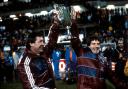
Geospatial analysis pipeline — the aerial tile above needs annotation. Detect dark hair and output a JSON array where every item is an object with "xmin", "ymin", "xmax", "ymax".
[
  {"xmin": 26, "ymin": 31, "xmax": 44, "ymax": 50},
  {"xmin": 86, "ymin": 36, "xmax": 100, "ymax": 46}
]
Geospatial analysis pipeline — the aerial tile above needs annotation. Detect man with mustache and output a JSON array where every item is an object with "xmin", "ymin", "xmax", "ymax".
[{"xmin": 17, "ymin": 14, "xmax": 59, "ymax": 89}]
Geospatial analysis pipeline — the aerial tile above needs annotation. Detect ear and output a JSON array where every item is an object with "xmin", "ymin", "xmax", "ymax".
[{"xmin": 30, "ymin": 43, "xmax": 34, "ymax": 47}]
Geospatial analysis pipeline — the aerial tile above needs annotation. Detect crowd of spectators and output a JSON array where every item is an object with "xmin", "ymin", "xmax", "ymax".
[
  {"xmin": 0, "ymin": 8, "xmax": 128, "ymax": 50},
  {"xmin": 0, "ymin": 7, "xmax": 128, "ymax": 83}
]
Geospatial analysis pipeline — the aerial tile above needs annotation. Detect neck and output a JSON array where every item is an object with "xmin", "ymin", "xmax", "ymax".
[{"xmin": 28, "ymin": 49, "xmax": 40, "ymax": 56}]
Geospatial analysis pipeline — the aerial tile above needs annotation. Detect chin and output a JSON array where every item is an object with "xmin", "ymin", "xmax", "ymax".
[
  {"xmin": 92, "ymin": 50, "xmax": 99, "ymax": 54},
  {"xmin": 39, "ymin": 49, "xmax": 43, "ymax": 53}
]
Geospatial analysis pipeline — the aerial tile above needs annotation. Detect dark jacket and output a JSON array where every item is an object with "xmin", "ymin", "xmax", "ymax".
[
  {"xmin": 70, "ymin": 19, "xmax": 128, "ymax": 89},
  {"xmin": 17, "ymin": 22, "xmax": 60, "ymax": 89}
]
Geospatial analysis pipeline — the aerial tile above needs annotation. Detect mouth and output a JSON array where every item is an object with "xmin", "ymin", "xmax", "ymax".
[
  {"xmin": 39, "ymin": 46, "xmax": 44, "ymax": 51},
  {"xmin": 40, "ymin": 45, "xmax": 44, "ymax": 48},
  {"xmin": 91, "ymin": 48, "xmax": 100, "ymax": 53}
]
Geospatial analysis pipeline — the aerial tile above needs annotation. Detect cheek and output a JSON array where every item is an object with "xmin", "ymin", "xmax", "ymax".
[
  {"xmin": 34, "ymin": 44, "xmax": 40, "ymax": 49},
  {"xmin": 90, "ymin": 45, "xmax": 94, "ymax": 48},
  {"xmin": 35, "ymin": 43, "xmax": 41, "ymax": 46},
  {"xmin": 91, "ymin": 45, "xmax": 96, "ymax": 49}
]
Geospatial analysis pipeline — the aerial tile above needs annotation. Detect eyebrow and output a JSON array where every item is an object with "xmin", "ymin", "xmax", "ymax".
[{"xmin": 91, "ymin": 42, "xmax": 100, "ymax": 44}]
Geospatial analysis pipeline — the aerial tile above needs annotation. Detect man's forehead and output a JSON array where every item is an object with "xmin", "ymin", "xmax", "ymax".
[
  {"xmin": 36, "ymin": 36, "xmax": 44, "ymax": 41},
  {"xmin": 91, "ymin": 40, "xmax": 100, "ymax": 43},
  {"xmin": 118, "ymin": 40, "xmax": 123, "ymax": 44}
]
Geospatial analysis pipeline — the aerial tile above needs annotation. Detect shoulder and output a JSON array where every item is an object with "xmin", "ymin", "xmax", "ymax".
[{"xmin": 83, "ymin": 47, "xmax": 92, "ymax": 53}]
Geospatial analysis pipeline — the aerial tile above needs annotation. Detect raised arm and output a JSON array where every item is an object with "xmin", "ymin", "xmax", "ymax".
[
  {"xmin": 70, "ymin": 19, "xmax": 82, "ymax": 56},
  {"xmin": 44, "ymin": 14, "xmax": 60, "ymax": 57}
]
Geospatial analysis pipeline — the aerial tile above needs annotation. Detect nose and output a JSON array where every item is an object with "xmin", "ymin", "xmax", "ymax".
[
  {"xmin": 96, "ymin": 44, "xmax": 100, "ymax": 49},
  {"xmin": 41, "ymin": 41, "xmax": 45, "ymax": 47}
]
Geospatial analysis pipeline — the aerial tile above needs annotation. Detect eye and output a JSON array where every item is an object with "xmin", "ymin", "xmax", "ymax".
[
  {"xmin": 97, "ymin": 43, "xmax": 100, "ymax": 45},
  {"xmin": 91, "ymin": 43, "xmax": 95, "ymax": 45},
  {"xmin": 91, "ymin": 43, "xmax": 100, "ymax": 45},
  {"xmin": 39, "ymin": 40, "xmax": 44, "ymax": 43}
]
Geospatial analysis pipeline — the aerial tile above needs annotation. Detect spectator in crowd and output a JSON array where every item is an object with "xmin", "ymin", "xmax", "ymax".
[
  {"xmin": 0, "ymin": 47, "xmax": 4, "ymax": 82},
  {"xmin": 3, "ymin": 46, "xmax": 14, "ymax": 83},
  {"xmin": 124, "ymin": 56, "xmax": 128, "ymax": 78},
  {"xmin": 70, "ymin": 19, "xmax": 128, "ymax": 89},
  {"xmin": 52, "ymin": 45, "xmax": 62, "ymax": 80},
  {"xmin": 64, "ymin": 46, "xmax": 77, "ymax": 83},
  {"xmin": 12, "ymin": 47, "xmax": 25, "ymax": 81},
  {"xmin": 115, "ymin": 37, "xmax": 128, "ymax": 81},
  {"xmin": 17, "ymin": 14, "xmax": 60, "ymax": 89},
  {"xmin": 103, "ymin": 44, "xmax": 118, "ymax": 68}
]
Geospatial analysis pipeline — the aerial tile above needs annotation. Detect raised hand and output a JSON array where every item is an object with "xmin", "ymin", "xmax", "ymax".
[{"xmin": 52, "ymin": 13, "xmax": 60, "ymax": 25}]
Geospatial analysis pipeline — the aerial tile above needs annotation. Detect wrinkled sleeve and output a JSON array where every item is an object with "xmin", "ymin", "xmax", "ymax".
[
  {"xmin": 17, "ymin": 56, "xmax": 33, "ymax": 89},
  {"xmin": 70, "ymin": 19, "xmax": 82, "ymax": 56},
  {"xmin": 44, "ymin": 22, "xmax": 60, "ymax": 57}
]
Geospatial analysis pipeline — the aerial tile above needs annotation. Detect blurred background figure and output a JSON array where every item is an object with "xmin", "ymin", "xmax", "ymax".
[
  {"xmin": 52, "ymin": 44, "xmax": 62, "ymax": 80},
  {"xmin": 12, "ymin": 46, "xmax": 25, "ymax": 81},
  {"xmin": 0, "ymin": 46, "xmax": 4, "ymax": 83},
  {"xmin": 103, "ymin": 44, "xmax": 118, "ymax": 70},
  {"xmin": 3, "ymin": 46, "xmax": 14, "ymax": 83},
  {"xmin": 115, "ymin": 37, "xmax": 128, "ymax": 81},
  {"xmin": 64, "ymin": 46, "xmax": 77, "ymax": 84}
]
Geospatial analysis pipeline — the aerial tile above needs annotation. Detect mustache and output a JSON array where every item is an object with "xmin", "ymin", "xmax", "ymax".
[
  {"xmin": 92, "ymin": 47, "xmax": 100, "ymax": 50},
  {"xmin": 39, "ymin": 45, "xmax": 44, "ymax": 49},
  {"xmin": 91, "ymin": 48, "xmax": 100, "ymax": 53},
  {"xmin": 91, "ymin": 47, "xmax": 100, "ymax": 51}
]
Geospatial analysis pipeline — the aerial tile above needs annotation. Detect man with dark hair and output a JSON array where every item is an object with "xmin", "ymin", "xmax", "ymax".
[
  {"xmin": 70, "ymin": 19, "xmax": 128, "ymax": 89},
  {"xmin": 17, "ymin": 15, "xmax": 60, "ymax": 89},
  {"xmin": 115, "ymin": 37, "xmax": 128, "ymax": 82}
]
